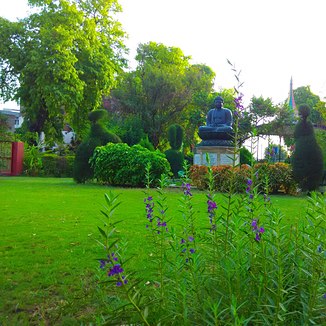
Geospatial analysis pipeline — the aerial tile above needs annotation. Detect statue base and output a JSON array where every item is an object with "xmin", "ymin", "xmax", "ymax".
[
  {"xmin": 197, "ymin": 139, "xmax": 234, "ymax": 147},
  {"xmin": 193, "ymin": 145, "xmax": 239, "ymax": 167}
]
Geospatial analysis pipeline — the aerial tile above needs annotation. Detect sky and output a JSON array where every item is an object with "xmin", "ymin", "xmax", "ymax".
[{"xmin": 1, "ymin": 0, "xmax": 326, "ymax": 110}]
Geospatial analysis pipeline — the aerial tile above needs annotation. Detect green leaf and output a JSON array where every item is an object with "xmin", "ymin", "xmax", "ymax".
[{"xmin": 97, "ymin": 226, "xmax": 107, "ymax": 239}]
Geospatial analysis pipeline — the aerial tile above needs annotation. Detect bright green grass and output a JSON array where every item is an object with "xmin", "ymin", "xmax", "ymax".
[{"xmin": 0, "ymin": 177, "xmax": 308, "ymax": 325}]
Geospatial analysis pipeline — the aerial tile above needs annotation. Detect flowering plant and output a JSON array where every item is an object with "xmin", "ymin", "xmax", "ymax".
[{"xmin": 95, "ymin": 62, "xmax": 325, "ymax": 325}]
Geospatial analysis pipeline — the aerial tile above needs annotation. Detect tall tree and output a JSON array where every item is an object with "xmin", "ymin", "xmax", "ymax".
[
  {"xmin": 112, "ymin": 42, "xmax": 215, "ymax": 149},
  {"xmin": 0, "ymin": 0, "xmax": 126, "ymax": 140},
  {"xmin": 293, "ymin": 86, "xmax": 324, "ymax": 125}
]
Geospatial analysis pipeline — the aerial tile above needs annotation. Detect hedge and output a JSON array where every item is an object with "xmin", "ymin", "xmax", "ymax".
[
  {"xmin": 42, "ymin": 154, "xmax": 75, "ymax": 177},
  {"xmin": 90, "ymin": 143, "xmax": 171, "ymax": 187},
  {"xmin": 190, "ymin": 162, "xmax": 297, "ymax": 195}
]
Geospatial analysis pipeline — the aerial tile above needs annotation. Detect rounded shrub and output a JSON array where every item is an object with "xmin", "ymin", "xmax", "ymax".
[{"xmin": 90, "ymin": 143, "xmax": 170, "ymax": 187}]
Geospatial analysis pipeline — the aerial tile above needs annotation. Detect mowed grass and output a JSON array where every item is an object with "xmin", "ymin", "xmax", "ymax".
[{"xmin": 0, "ymin": 177, "xmax": 308, "ymax": 325}]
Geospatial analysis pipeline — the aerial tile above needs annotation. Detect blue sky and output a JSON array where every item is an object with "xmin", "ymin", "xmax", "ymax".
[{"xmin": 1, "ymin": 0, "xmax": 326, "ymax": 110}]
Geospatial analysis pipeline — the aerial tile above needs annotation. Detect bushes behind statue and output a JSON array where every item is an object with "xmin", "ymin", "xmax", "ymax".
[{"xmin": 190, "ymin": 162, "xmax": 297, "ymax": 195}]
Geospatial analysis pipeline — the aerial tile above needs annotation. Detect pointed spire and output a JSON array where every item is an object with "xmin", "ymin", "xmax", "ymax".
[{"xmin": 288, "ymin": 77, "xmax": 298, "ymax": 117}]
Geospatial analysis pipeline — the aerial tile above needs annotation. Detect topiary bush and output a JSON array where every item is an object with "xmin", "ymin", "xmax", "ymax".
[
  {"xmin": 165, "ymin": 124, "xmax": 184, "ymax": 178},
  {"xmin": 90, "ymin": 143, "xmax": 170, "ymax": 187},
  {"xmin": 73, "ymin": 110, "xmax": 121, "ymax": 183},
  {"xmin": 291, "ymin": 105, "xmax": 324, "ymax": 191}
]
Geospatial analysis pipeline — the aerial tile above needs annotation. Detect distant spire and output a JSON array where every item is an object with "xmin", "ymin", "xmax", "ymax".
[{"xmin": 288, "ymin": 77, "xmax": 298, "ymax": 117}]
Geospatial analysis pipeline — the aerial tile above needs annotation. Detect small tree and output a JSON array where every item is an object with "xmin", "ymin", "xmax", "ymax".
[
  {"xmin": 164, "ymin": 124, "xmax": 184, "ymax": 178},
  {"xmin": 291, "ymin": 105, "xmax": 323, "ymax": 191},
  {"xmin": 73, "ymin": 110, "xmax": 120, "ymax": 183}
]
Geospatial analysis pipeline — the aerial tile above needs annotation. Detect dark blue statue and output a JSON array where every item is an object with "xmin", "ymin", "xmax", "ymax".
[{"xmin": 198, "ymin": 96, "xmax": 234, "ymax": 145}]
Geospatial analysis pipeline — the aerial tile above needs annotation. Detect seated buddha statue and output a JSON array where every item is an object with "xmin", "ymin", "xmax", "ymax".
[{"xmin": 198, "ymin": 96, "xmax": 234, "ymax": 141}]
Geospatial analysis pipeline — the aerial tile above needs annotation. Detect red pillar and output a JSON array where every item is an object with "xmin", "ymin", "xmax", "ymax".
[{"xmin": 11, "ymin": 142, "xmax": 24, "ymax": 176}]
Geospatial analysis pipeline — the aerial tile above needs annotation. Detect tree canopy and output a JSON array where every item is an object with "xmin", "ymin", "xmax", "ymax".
[
  {"xmin": 293, "ymin": 86, "xmax": 325, "ymax": 125},
  {"xmin": 0, "ymin": 0, "xmax": 126, "ymax": 140},
  {"xmin": 111, "ymin": 42, "xmax": 215, "ymax": 149}
]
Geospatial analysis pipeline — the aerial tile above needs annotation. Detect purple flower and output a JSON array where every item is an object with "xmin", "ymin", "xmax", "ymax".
[
  {"xmin": 144, "ymin": 196, "xmax": 154, "ymax": 224},
  {"xmin": 246, "ymin": 179, "xmax": 253, "ymax": 196},
  {"xmin": 207, "ymin": 195, "xmax": 218, "ymax": 230},
  {"xmin": 99, "ymin": 259, "xmax": 107, "ymax": 269},
  {"xmin": 251, "ymin": 219, "xmax": 265, "ymax": 242},
  {"xmin": 251, "ymin": 219, "xmax": 258, "ymax": 230},
  {"xmin": 108, "ymin": 264, "xmax": 124, "ymax": 277},
  {"xmin": 234, "ymin": 93, "xmax": 244, "ymax": 110},
  {"xmin": 207, "ymin": 199, "xmax": 217, "ymax": 212},
  {"xmin": 190, "ymin": 248, "xmax": 195, "ymax": 254},
  {"xmin": 188, "ymin": 236, "xmax": 194, "ymax": 242},
  {"xmin": 323, "ymin": 293, "xmax": 326, "ymax": 299},
  {"xmin": 182, "ymin": 183, "xmax": 192, "ymax": 196},
  {"xmin": 180, "ymin": 238, "xmax": 185, "ymax": 244}
]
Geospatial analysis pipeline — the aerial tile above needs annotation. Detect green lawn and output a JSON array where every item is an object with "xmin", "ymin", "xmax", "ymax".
[{"xmin": 0, "ymin": 177, "xmax": 309, "ymax": 325}]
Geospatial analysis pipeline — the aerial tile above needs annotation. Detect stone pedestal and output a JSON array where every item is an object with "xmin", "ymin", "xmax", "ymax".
[{"xmin": 193, "ymin": 146, "xmax": 239, "ymax": 166}]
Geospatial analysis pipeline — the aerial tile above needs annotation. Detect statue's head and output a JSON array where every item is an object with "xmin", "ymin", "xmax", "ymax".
[{"xmin": 214, "ymin": 96, "xmax": 224, "ymax": 108}]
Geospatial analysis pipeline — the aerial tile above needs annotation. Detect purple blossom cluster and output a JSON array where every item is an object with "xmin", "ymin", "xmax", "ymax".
[
  {"xmin": 99, "ymin": 252, "xmax": 128, "ymax": 287},
  {"xmin": 234, "ymin": 92, "xmax": 244, "ymax": 117},
  {"xmin": 234, "ymin": 93, "xmax": 244, "ymax": 111},
  {"xmin": 207, "ymin": 194, "xmax": 217, "ymax": 230},
  {"xmin": 251, "ymin": 219, "xmax": 265, "ymax": 242},
  {"xmin": 157, "ymin": 219, "xmax": 168, "ymax": 234},
  {"xmin": 182, "ymin": 183, "xmax": 192, "ymax": 197},
  {"xmin": 180, "ymin": 235, "xmax": 196, "ymax": 256},
  {"xmin": 144, "ymin": 196, "xmax": 169, "ymax": 233},
  {"xmin": 246, "ymin": 178, "xmax": 254, "ymax": 199},
  {"xmin": 144, "ymin": 196, "xmax": 154, "ymax": 227}
]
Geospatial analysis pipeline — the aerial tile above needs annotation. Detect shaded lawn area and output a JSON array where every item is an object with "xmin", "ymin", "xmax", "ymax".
[{"xmin": 0, "ymin": 177, "xmax": 308, "ymax": 325}]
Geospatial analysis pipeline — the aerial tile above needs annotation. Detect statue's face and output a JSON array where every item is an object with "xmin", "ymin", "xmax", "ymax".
[{"xmin": 214, "ymin": 98, "xmax": 223, "ymax": 108}]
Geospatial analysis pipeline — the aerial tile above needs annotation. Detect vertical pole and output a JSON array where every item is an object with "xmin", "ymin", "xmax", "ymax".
[{"xmin": 11, "ymin": 142, "xmax": 24, "ymax": 176}]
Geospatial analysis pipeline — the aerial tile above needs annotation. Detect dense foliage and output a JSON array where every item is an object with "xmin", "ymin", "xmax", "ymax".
[
  {"xmin": 190, "ymin": 162, "xmax": 297, "ymax": 195},
  {"xmin": 292, "ymin": 105, "xmax": 323, "ymax": 191},
  {"xmin": 294, "ymin": 86, "xmax": 325, "ymax": 125},
  {"xmin": 239, "ymin": 146, "xmax": 255, "ymax": 165},
  {"xmin": 0, "ymin": 0, "xmax": 126, "ymax": 139},
  {"xmin": 110, "ymin": 42, "xmax": 215, "ymax": 149},
  {"xmin": 96, "ymin": 170, "xmax": 325, "ymax": 325},
  {"xmin": 73, "ymin": 110, "xmax": 120, "ymax": 183},
  {"xmin": 41, "ymin": 154, "xmax": 74, "ymax": 177},
  {"xmin": 90, "ymin": 143, "xmax": 170, "ymax": 187}
]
